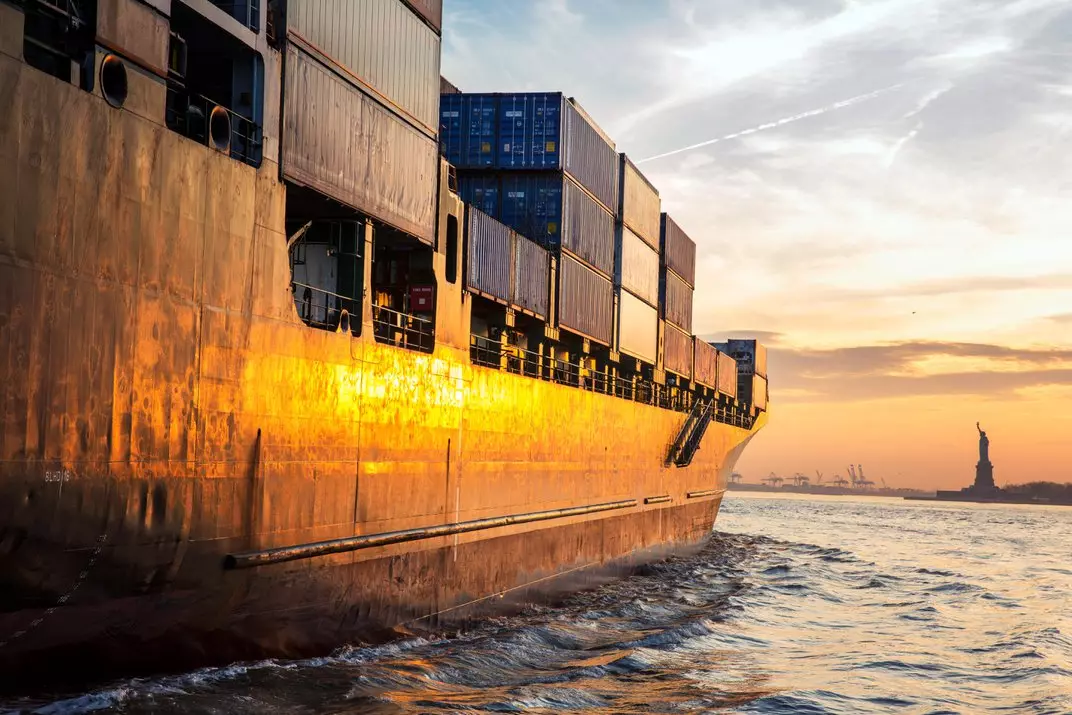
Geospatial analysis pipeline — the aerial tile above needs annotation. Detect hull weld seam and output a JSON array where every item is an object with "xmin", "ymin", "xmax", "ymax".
[{"xmin": 226, "ymin": 499, "xmax": 638, "ymax": 569}]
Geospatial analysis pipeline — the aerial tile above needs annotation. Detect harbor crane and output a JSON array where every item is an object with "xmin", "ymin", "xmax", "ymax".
[
  {"xmin": 856, "ymin": 464, "xmax": 875, "ymax": 489},
  {"xmin": 831, "ymin": 474, "xmax": 849, "ymax": 487},
  {"xmin": 763, "ymin": 473, "xmax": 783, "ymax": 487},
  {"xmin": 729, "ymin": 472, "xmax": 743, "ymax": 484},
  {"xmin": 790, "ymin": 473, "xmax": 810, "ymax": 487},
  {"xmin": 848, "ymin": 465, "xmax": 858, "ymax": 487},
  {"xmin": 815, "ymin": 470, "xmax": 825, "ymax": 485}
]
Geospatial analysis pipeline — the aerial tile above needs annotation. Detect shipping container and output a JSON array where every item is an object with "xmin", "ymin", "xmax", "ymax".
[
  {"xmin": 466, "ymin": 207, "xmax": 513, "ymax": 304},
  {"xmin": 513, "ymin": 234, "xmax": 550, "ymax": 320},
  {"xmin": 616, "ymin": 224, "xmax": 659, "ymax": 307},
  {"xmin": 717, "ymin": 351, "xmax": 738, "ymax": 399},
  {"xmin": 663, "ymin": 321, "xmax": 693, "ymax": 380},
  {"xmin": 440, "ymin": 93, "xmax": 618, "ymax": 213},
  {"xmin": 283, "ymin": 45, "xmax": 437, "ymax": 244},
  {"xmin": 617, "ymin": 289, "xmax": 658, "ymax": 364},
  {"xmin": 693, "ymin": 338, "xmax": 719, "ymax": 389},
  {"xmin": 287, "ymin": 0, "xmax": 441, "ymax": 131},
  {"xmin": 739, "ymin": 373, "xmax": 768, "ymax": 411},
  {"xmin": 457, "ymin": 173, "xmax": 499, "ymax": 216},
  {"xmin": 661, "ymin": 267, "xmax": 694, "ymax": 332},
  {"xmin": 660, "ymin": 213, "xmax": 697, "ymax": 287},
  {"xmin": 440, "ymin": 94, "xmax": 496, "ymax": 167},
  {"xmin": 496, "ymin": 172, "xmax": 614, "ymax": 277},
  {"xmin": 724, "ymin": 338, "xmax": 768, "ymax": 377},
  {"xmin": 402, "ymin": 0, "xmax": 443, "ymax": 33},
  {"xmin": 440, "ymin": 76, "xmax": 460, "ymax": 94},
  {"xmin": 619, "ymin": 155, "xmax": 661, "ymax": 249},
  {"xmin": 558, "ymin": 253, "xmax": 613, "ymax": 345}
]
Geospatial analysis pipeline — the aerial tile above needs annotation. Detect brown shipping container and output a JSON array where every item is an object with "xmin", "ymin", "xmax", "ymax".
[
  {"xmin": 717, "ymin": 351, "xmax": 737, "ymax": 398},
  {"xmin": 402, "ymin": 0, "xmax": 443, "ymax": 32},
  {"xmin": 440, "ymin": 76, "xmax": 460, "ymax": 94},
  {"xmin": 618, "ymin": 289, "xmax": 658, "ymax": 364},
  {"xmin": 466, "ymin": 207, "xmax": 512, "ymax": 304},
  {"xmin": 663, "ymin": 322, "xmax": 693, "ymax": 380},
  {"xmin": 661, "ymin": 268, "xmax": 693, "ymax": 333},
  {"xmin": 739, "ymin": 373, "xmax": 768, "ymax": 411},
  {"xmin": 660, "ymin": 213, "xmax": 697, "ymax": 287},
  {"xmin": 558, "ymin": 253, "xmax": 613, "ymax": 345},
  {"xmin": 619, "ymin": 155, "xmax": 661, "ymax": 249},
  {"xmin": 693, "ymin": 338, "xmax": 718, "ymax": 389},
  {"xmin": 283, "ymin": 46, "xmax": 438, "ymax": 244},
  {"xmin": 287, "ymin": 0, "xmax": 441, "ymax": 131},
  {"xmin": 617, "ymin": 224, "xmax": 659, "ymax": 307},
  {"xmin": 512, "ymin": 234, "xmax": 550, "ymax": 319}
]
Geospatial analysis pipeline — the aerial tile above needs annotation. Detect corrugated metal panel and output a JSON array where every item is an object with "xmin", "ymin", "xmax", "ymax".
[
  {"xmin": 693, "ymin": 339, "xmax": 718, "ymax": 389},
  {"xmin": 288, "ymin": 0, "xmax": 441, "ymax": 131},
  {"xmin": 561, "ymin": 175, "xmax": 614, "ymax": 277},
  {"xmin": 466, "ymin": 208, "xmax": 512, "ymax": 304},
  {"xmin": 512, "ymin": 234, "xmax": 550, "ymax": 319},
  {"xmin": 283, "ymin": 45, "xmax": 437, "ymax": 244},
  {"xmin": 617, "ymin": 224, "xmax": 658, "ymax": 307},
  {"xmin": 717, "ymin": 351, "xmax": 738, "ymax": 398},
  {"xmin": 726, "ymin": 338, "xmax": 768, "ymax": 377},
  {"xmin": 619, "ymin": 155, "xmax": 661, "ymax": 249},
  {"xmin": 563, "ymin": 99, "xmax": 618, "ymax": 215},
  {"xmin": 497, "ymin": 92, "xmax": 563, "ymax": 170},
  {"xmin": 661, "ymin": 268, "xmax": 693, "ymax": 332},
  {"xmin": 618, "ymin": 289, "xmax": 658, "ymax": 364},
  {"xmin": 663, "ymin": 322, "xmax": 693, "ymax": 379},
  {"xmin": 457, "ymin": 173, "xmax": 499, "ymax": 216},
  {"xmin": 402, "ymin": 0, "xmax": 442, "ymax": 32},
  {"xmin": 660, "ymin": 213, "xmax": 696, "ymax": 287},
  {"xmin": 558, "ymin": 253, "xmax": 613, "ymax": 345},
  {"xmin": 440, "ymin": 94, "xmax": 496, "ymax": 167}
]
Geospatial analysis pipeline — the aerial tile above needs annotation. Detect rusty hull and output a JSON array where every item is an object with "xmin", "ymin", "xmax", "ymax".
[{"xmin": 0, "ymin": 43, "xmax": 765, "ymax": 688}]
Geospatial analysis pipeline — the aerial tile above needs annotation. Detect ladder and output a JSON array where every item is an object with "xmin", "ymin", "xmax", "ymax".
[{"xmin": 666, "ymin": 397, "xmax": 714, "ymax": 468}]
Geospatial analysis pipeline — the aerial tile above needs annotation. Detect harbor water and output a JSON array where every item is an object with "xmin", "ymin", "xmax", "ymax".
[{"xmin": 10, "ymin": 494, "xmax": 1071, "ymax": 714}]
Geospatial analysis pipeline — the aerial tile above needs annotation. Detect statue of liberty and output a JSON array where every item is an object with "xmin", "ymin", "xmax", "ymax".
[{"xmin": 976, "ymin": 422, "xmax": 989, "ymax": 463}]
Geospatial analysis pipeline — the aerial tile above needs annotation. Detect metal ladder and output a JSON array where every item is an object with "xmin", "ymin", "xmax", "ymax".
[{"xmin": 666, "ymin": 397, "xmax": 714, "ymax": 467}]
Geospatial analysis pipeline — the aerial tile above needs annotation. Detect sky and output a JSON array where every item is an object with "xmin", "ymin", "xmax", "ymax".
[{"xmin": 440, "ymin": 0, "xmax": 1072, "ymax": 490}]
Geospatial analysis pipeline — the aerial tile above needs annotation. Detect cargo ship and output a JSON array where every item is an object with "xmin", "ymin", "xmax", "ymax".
[{"xmin": 0, "ymin": 0, "xmax": 767, "ymax": 687}]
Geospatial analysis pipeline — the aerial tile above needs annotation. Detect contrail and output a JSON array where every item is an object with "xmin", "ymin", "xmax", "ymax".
[
  {"xmin": 886, "ymin": 121, "xmax": 923, "ymax": 168},
  {"xmin": 637, "ymin": 84, "xmax": 903, "ymax": 164}
]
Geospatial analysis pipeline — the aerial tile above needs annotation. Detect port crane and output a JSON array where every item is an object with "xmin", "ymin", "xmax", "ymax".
[
  {"xmin": 856, "ymin": 464, "xmax": 875, "ymax": 489},
  {"xmin": 763, "ymin": 472, "xmax": 783, "ymax": 487},
  {"xmin": 847, "ymin": 465, "xmax": 858, "ymax": 488},
  {"xmin": 729, "ymin": 472, "xmax": 743, "ymax": 484},
  {"xmin": 815, "ymin": 470, "xmax": 825, "ymax": 485},
  {"xmin": 830, "ymin": 474, "xmax": 849, "ymax": 487},
  {"xmin": 790, "ymin": 473, "xmax": 810, "ymax": 487}
]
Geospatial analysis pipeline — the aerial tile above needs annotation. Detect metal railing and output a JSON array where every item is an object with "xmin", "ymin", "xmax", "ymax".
[
  {"xmin": 469, "ymin": 333, "xmax": 757, "ymax": 428},
  {"xmin": 292, "ymin": 282, "xmax": 359, "ymax": 334},
  {"xmin": 205, "ymin": 0, "xmax": 261, "ymax": 31},
  {"xmin": 165, "ymin": 86, "xmax": 263, "ymax": 168},
  {"xmin": 373, "ymin": 305, "xmax": 434, "ymax": 353}
]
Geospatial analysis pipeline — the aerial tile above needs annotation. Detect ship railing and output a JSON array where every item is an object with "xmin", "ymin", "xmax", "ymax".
[
  {"xmin": 291, "ymin": 281, "xmax": 360, "ymax": 334},
  {"xmin": 373, "ymin": 304, "xmax": 434, "ymax": 354},
  {"xmin": 164, "ymin": 86, "xmax": 263, "ymax": 168},
  {"xmin": 205, "ymin": 0, "xmax": 261, "ymax": 31}
]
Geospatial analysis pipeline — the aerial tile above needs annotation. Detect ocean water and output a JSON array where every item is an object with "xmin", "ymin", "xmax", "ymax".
[{"xmin": 8, "ymin": 494, "xmax": 1072, "ymax": 714}]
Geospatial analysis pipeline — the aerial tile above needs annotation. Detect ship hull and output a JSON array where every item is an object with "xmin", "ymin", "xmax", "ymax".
[{"xmin": 0, "ymin": 26, "xmax": 765, "ymax": 691}]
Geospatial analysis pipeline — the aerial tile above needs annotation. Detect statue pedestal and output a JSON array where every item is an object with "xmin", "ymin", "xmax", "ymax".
[{"xmin": 974, "ymin": 461, "xmax": 995, "ymax": 490}]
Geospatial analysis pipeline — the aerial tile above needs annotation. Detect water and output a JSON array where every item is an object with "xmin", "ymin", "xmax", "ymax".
[{"xmin": 8, "ymin": 494, "xmax": 1072, "ymax": 714}]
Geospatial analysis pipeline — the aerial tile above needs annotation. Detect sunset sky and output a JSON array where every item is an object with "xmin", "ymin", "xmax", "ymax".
[{"xmin": 441, "ymin": 0, "xmax": 1072, "ymax": 489}]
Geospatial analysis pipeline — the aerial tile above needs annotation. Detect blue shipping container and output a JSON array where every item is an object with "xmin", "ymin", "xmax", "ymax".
[
  {"xmin": 458, "ymin": 173, "xmax": 499, "ymax": 217},
  {"xmin": 489, "ymin": 172, "xmax": 614, "ymax": 278},
  {"xmin": 439, "ymin": 92, "xmax": 619, "ymax": 214},
  {"xmin": 440, "ymin": 93, "xmax": 497, "ymax": 167}
]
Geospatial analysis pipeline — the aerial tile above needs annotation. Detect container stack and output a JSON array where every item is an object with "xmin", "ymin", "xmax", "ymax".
[
  {"xmin": 614, "ymin": 155, "xmax": 661, "ymax": 367},
  {"xmin": 439, "ymin": 92, "xmax": 619, "ymax": 346},
  {"xmin": 282, "ymin": 0, "xmax": 443, "ymax": 243},
  {"xmin": 659, "ymin": 214, "xmax": 696, "ymax": 381},
  {"xmin": 467, "ymin": 207, "xmax": 551, "ymax": 321},
  {"xmin": 714, "ymin": 339, "xmax": 768, "ymax": 412}
]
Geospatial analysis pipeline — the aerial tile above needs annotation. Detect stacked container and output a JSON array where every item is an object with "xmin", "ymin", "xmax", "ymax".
[
  {"xmin": 659, "ymin": 213, "xmax": 695, "ymax": 335},
  {"xmin": 615, "ymin": 155, "xmax": 661, "ymax": 365},
  {"xmin": 441, "ymin": 92, "xmax": 619, "ymax": 345},
  {"xmin": 713, "ymin": 339, "xmax": 768, "ymax": 411},
  {"xmin": 282, "ymin": 0, "xmax": 443, "ymax": 244}
]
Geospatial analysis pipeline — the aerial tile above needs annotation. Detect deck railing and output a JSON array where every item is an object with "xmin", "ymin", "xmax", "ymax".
[{"xmin": 373, "ymin": 305, "xmax": 434, "ymax": 354}]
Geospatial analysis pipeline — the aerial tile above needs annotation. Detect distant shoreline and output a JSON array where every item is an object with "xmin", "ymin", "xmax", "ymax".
[{"xmin": 727, "ymin": 483, "xmax": 932, "ymax": 498}]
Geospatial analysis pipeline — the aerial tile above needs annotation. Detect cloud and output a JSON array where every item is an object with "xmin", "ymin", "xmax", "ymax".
[{"xmin": 770, "ymin": 341, "xmax": 1072, "ymax": 402}]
